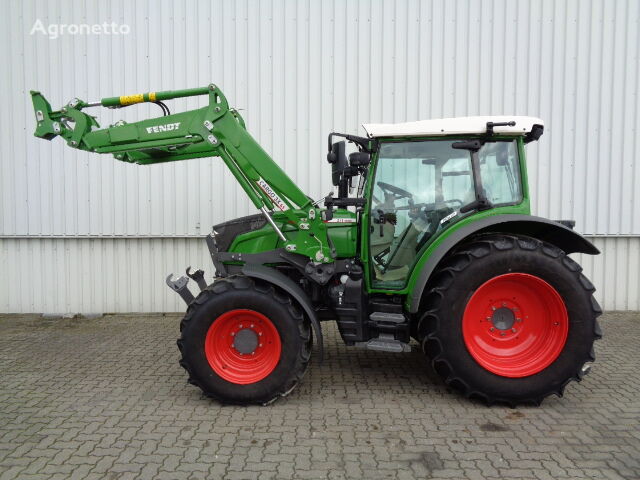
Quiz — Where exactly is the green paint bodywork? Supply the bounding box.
[31,84,534,309]
[230,209,359,259]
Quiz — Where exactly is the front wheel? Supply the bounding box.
[177,275,311,405]
[418,234,602,406]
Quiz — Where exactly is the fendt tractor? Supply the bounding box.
[31,84,602,406]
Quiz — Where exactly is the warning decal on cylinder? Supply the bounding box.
[119,94,144,105]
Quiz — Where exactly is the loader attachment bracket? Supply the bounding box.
[166,274,195,305]
[186,267,208,291]
[31,90,99,146]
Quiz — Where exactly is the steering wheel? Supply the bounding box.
[377,181,413,199]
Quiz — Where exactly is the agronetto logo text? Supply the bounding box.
[30,19,131,40]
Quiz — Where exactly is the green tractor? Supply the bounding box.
[31,84,602,406]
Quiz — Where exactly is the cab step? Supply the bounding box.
[369,311,406,324]
[356,333,411,353]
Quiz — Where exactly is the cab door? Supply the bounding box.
[367,140,475,289]
[366,138,522,290]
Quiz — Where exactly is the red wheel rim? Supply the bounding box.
[205,309,281,384]
[462,273,568,378]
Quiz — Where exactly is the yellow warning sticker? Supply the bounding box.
[119,94,144,105]
[149,92,156,102]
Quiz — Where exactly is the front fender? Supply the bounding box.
[407,215,599,313]
[241,263,323,362]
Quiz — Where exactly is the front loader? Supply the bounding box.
[31,84,602,406]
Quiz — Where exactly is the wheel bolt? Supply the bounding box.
[554,322,559,326]
[239,324,243,328]
[250,324,255,328]
[259,343,263,347]
[511,328,516,333]
[500,332,506,336]
[490,327,495,332]
[502,302,506,307]
[516,318,522,322]
[251,352,255,355]
[492,306,496,311]
[231,332,235,336]
[259,332,263,336]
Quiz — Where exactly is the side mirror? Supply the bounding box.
[349,152,370,167]
[329,141,347,187]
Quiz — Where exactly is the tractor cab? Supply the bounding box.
[326,116,544,289]
[368,134,524,287]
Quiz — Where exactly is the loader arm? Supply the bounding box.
[31,84,333,262]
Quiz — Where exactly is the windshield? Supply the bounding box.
[370,139,521,289]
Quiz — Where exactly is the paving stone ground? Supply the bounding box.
[0,311,638,480]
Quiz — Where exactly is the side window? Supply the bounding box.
[370,141,474,289]
[479,140,521,205]
[442,157,474,206]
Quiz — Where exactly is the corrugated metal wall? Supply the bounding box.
[1,237,638,313]
[1,0,638,312]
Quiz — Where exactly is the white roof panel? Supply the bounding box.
[362,116,544,138]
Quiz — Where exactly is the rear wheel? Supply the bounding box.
[462,273,569,378]
[178,275,311,405]
[418,234,602,405]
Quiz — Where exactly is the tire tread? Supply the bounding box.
[177,275,312,405]
[418,233,602,406]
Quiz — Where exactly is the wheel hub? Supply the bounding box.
[491,306,516,331]
[233,328,259,354]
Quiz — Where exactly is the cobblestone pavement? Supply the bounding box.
[0,312,638,480]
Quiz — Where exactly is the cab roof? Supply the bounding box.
[362,116,544,139]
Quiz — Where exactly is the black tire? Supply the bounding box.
[177,275,312,405]
[417,233,602,406]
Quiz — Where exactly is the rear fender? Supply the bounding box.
[407,215,599,313]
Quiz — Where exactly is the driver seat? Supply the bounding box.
[373,263,409,282]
